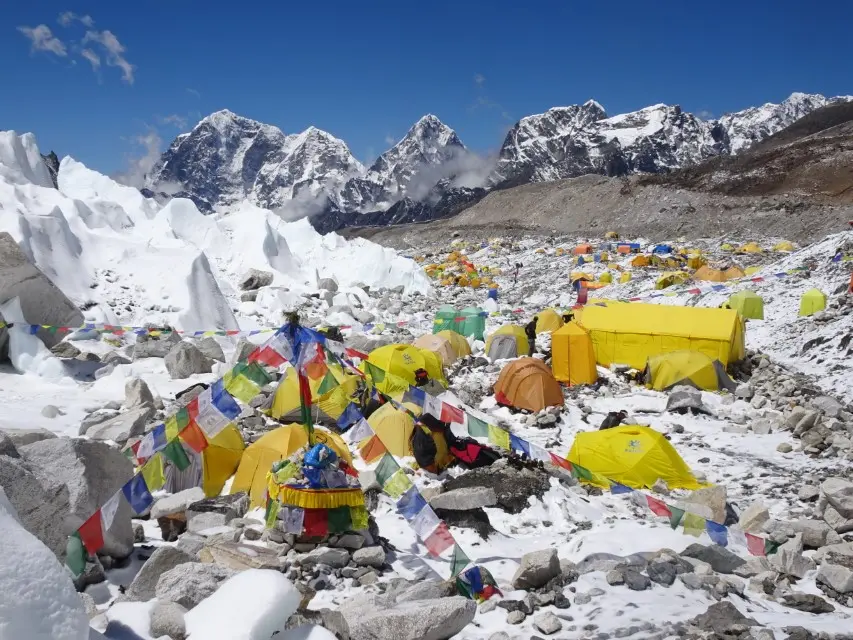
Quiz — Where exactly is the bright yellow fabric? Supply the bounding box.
[362,344,446,392]
[567,426,701,490]
[277,487,365,509]
[599,272,613,284]
[740,242,762,253]
[419,349,448,386]
[631,255,650,267]
[203,424,245,497]
[578,303,745,368]
[799,288,827,317]
[619,272,632,284]
[270,364,358,422]
[484,325,529,358]
[230,425,351,508]
[693,266,745,282]
[646,350,724,391]
[551,322,597,385]
[655,272,689,289]
[774,241,794,252]
[436,330,472,359]
[686,256,705,270]
[728,290,764,320]
[536,309,564,333]
[141,455,166,491]
[367,403,415,458]
[721,243,734,251]
[744,266,761,276]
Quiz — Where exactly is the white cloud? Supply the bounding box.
[17,25,67,57]
[186,87,201,98]
[57,11,94,28]
[83,29,135,84]
[697,109,715,120]
[384,134,397,146]
[80,48,100,71]
[114,130,164,188]
[158,114,188,129]
[474,73,486,87]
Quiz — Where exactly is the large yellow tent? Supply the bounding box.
[367,403,452,470]
[413,334,458,367]
[739,242,763,253]
[485,325,529,360]
[535,308,564,333]
[231,425,351,508]
[799,289,827,317]
[271,364,358,423]
[728,290,764,320]
[363,344,446,392]
[164,424,245,498]
[578,303,745,368]
[774,241,795,252]
[551,322,598,386]
[436,330,472,359]
[567,426,702,490]
[645,351,736,392]
[686,255,706,270]
[693,266,746,282]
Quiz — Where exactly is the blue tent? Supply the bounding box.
[653,244,673,254]
[577,256,586,266]
[593,253,602,263]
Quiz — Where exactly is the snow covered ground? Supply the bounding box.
[1,129,853,639]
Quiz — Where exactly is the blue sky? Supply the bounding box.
[3,0,851,177]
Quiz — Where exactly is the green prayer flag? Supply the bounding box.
[668,506,685,530]
[328,506,352,533]
[455,577,474,599]
[174,407,190,430]
[65,532,87,577]
[162,439,191,471]
[571,464,594,482]
[682,513,705,537]
[365,362,385,383]
[466,414,489,438]
[317,370,339,396]
[764,540,781,556]
[265,499,280,528]
[375,453,400,488]
[450,544,471,577]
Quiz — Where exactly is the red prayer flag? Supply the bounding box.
[746,532,766,556]
[424,522,455,556]
[359,435,387,463]
[78,511,105,555]
[646,495,672,518]
[249,346,287,368]
[302,508,329,537]
[549,452,573,471]
[186,397,199,422]
[440,403,465,425]
[345,347,368,360]
[179,421,209,453]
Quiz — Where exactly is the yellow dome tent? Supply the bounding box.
[535,308,564,333]
[774,241,795,252]
[728,290,764,320]
[362,344,447,392]
[645,350,736,392]
[270,364,359,423]
[693,265,746,282]
[799,289,827,317]
[655,272,689,289]
[164,424,245,498]
[619,272,632,284]
[485,325,529,360]
[413,334,458,367]
[231,425,351,508]
[366,403,452,470]
[599,271,613,284]
[436,330,472,359]
[739,242,762,253]
[567,426,702,490]
[721,243,735,252]
[551,322,598,386]
[631,255,650,268]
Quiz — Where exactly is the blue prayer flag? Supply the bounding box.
[403,386,426,408]
[151,424,168,452]
[210,379,241,421]
[706,520,729,546]
[397,486,427,521]
[337,403,364,430]
[610,482,633,495]
[509,434,530,458]
[122,474,153,514]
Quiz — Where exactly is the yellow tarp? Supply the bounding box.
[202,425,246,497]
[646,350,735,391]
[551,322,597,386]
[631,255,650,268]
[577,303,745,368]
[536,309,564,333]
[271,364,358,423]
[799,288,827,317]
[231,425,351,508]
[655,272,689,289]
[687,256,706,270]
[567,426,702,489]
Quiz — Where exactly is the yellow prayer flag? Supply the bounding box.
[141,455,166,491]
[351,505,369,530]
[383,469,413,499]
[488,424,510,450]
[682,513,705,537]
[165,416,179,441]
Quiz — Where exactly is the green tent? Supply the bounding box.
[432,305,459,334]
[799,289,827,317]
[728,290,764,320]
[432,306,485,340]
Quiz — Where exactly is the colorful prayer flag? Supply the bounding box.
[345,418,373,444]
[528,443,551,462]
[440,402,465,425]
[551,453,574,473]
[78,510,105,555]
[337,403,364,430]
[682,513,705,537]
[317,370,339,396]
[466,414,489,438]
[383,469,414,499]
[488,424,510,450]
[281,506,305,534]
[303,508,329,537]
[350,505,369,530]
[403,386,426,408]
[195,380,241,438]
[136,432,157,460]
[65,532,87,577]
[179,421,208,453]
[100,491,121,531]
[668,506,685,529]
[423,394,443,418]
[706,521,729,547]
[450,544,471,577]
[375,454,400,488]
[646,495,672,518]
[298,340,328,380]
[265,498,281,528]
[141,455,166,491]
[509,434,530,458]
[224,362,272,403]
[397,486,428,521]
[358,434,387,463]
[162,439,191,471]
[610,482,633,495]
[150,424,168,452]
[745,532,766,556]
[411,505,442,540]
[122,474,153,514]
[424,521,455,556]
[328,506,352,533]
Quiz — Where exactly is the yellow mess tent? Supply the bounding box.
[551,322,598,386]
[567,426,702,490]
[414,334,458,367]
[693,265,746,282]
[728,290,764,320]
[271,364,359,423]
[774,241,795,252]
[436,330,471,360]
[631,255,650,268]
[367,403,452,470]
[536,309,564,333]
[655,272,689,289]
[164,424,245,498]
[599,271,613,284]
[799,288,827,317]
[739,242,763,253]
[577,302,745,368]
[231,425,351,508]
[645,350,736,392]
[363,344,446,392]
[485,325,529,360]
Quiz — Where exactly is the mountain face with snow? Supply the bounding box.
[146,93,850,230]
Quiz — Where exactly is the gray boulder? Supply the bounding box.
[817,551,853,593]
[666,386,708,414]
[0,427,56,448]
[738,501,769,533]
[812,396,844,419]
[51,341,81,358]
[821,502,853,534]
[187,512,228,534]
[133,331,182,360]
[533,611,562,635]
[821,477,853,518]
[155,563,236,610]
[793,411,821,436]
[353,546,386,569]
[0,231,84,358]
[511,548,560,589]
[0,432,19,458]
[126,546,195,602]
[239,269,274,291]
[186,492,248,522]
[194,337,225,363]
[396,580,457,603]
[149,600,187,640]
[791,518,842,548]
[680,544,745,575]
[124,377,155,410]
[769,533,815,579]
[151,488,206,520]
[318,278,338,293]
[165,342,212,379]
[102,351,132,367]
[677,484,727,524]
[299,547,351,569]
[780,593,835,614]
[83,406,155,444]
[231,338,257,365]
[19,438,134,558]
[428,487,496,511]
[345,596,476,640]
[690,602,758,636]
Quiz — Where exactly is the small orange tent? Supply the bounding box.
[494,358,564,412]
[573,244,593,255]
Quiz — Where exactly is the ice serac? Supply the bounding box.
[146,109,363,213]
[0,131,55,188]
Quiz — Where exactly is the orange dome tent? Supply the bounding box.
[494,358,564,412]
[573,244,593,255]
